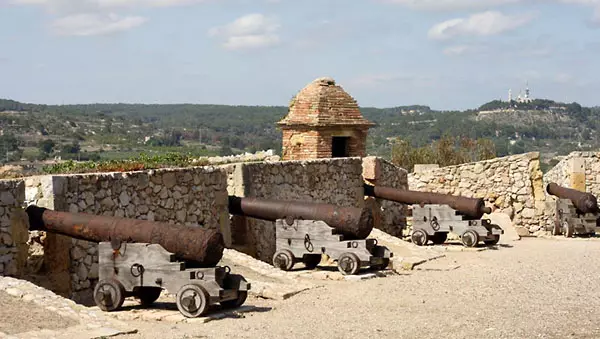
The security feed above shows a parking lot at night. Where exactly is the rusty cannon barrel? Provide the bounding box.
[25,205,224,267]
[546,182,599,214]
[228,195,373,239]
[364,183,492,219]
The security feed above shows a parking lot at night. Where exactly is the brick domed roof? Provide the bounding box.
[277,77,374,127]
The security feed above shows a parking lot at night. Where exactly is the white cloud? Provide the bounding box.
[592,5,600,23]
[428,11,534,40]
[9,0,49,4]
[554,73,574,84]
[380,0,600,11]
[51,13,146,36]
[442,38,555,58]
[558,0,600,5]
[380,0,600,24]
[208,13,281,50]
[443,45,471,56]
[9,0,206,9]
[347,73,437,89]
[222,35,279,50]
[7,0,210,35]
[96,0,206,8]
[378,0,521,11]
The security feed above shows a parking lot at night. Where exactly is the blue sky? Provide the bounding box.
[1,0,599,110]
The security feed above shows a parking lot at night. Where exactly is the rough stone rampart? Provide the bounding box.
[224,158,365,262]
[362,157,408,237]
[543,151,600,231]
[544,152,600,193]
[408,152,545,235]
[12,151,580,306]
[0,179,27,277]
[23,167,228,304]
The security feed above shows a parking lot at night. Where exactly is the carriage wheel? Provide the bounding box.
[93,279,126,312]
[176,284,209,318]
[337,252,361,275]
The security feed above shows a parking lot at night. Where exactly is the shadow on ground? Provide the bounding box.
[119,300,272,317]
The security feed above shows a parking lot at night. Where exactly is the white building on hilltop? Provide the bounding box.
[507,82,533,103]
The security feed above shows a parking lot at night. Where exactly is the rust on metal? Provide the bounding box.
[228,195,373,239]
[25,205,224,267]
[546,182,599,214]
[363,183,492,220]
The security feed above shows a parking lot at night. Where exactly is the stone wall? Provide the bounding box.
[0,179,27,277]
[225,158,365,262]
[543,151,600,231]
[362,157,408,237]
[23,175,72,297]
[408,152,545,235]
[544,151,600,194]
[24,167,229,304]
[203,149,280,165]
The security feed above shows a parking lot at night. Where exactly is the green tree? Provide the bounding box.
[391,135,496,172]
[476,138,496,160]
[219,145,233,156]
[510,140,525,154]
[0,134,23,162]
[61,141,81,154]
[0,134,19,152]
[38,139,56,155]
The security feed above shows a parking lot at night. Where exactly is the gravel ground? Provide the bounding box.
[115,237,600,339]
[0,291,78,335]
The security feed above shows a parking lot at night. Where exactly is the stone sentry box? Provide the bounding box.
[277,77,375,161]
[24,167,229,304]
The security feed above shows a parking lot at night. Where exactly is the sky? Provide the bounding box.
[1,0,600,110]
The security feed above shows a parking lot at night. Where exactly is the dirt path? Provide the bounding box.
[114,237,600,339]
[0,291,77,335]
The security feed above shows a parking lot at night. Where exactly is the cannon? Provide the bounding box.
[546,183,600,237]
[364,184,503,247]
[228,196,392,275]
[25,205,250,318]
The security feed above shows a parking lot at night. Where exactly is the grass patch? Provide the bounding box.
[41,152,210,175]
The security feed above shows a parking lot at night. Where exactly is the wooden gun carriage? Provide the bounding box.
[25,205,250,318]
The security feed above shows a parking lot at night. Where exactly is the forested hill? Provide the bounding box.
[0,98,598,165]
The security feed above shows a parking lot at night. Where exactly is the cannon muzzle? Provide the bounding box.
[228,196,373,239]
[364,183,491,219]
[546,182,599,214]
[25,205,224,267]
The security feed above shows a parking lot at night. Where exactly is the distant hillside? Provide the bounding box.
[0,98,598,168]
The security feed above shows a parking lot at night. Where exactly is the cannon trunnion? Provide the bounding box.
[95,242,250,318]
[546,183,599,237]
[272,218,392,275]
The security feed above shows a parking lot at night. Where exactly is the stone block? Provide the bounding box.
[413,164,440,174]
[514,227,531,237]
[362,156,380,181]
[486,212,520,241]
